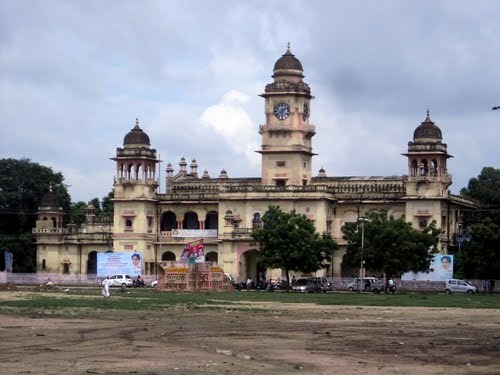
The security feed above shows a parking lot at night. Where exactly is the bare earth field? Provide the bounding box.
[0,291,499,375]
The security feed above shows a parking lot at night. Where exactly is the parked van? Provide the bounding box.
[444,279,478,294]
[347,277,384,293]
[309,277,333,292]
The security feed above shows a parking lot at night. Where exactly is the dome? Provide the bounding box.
[123,118,150,146]
[40,189,60,208]
[273,44,303,72]
[413,110,442,141]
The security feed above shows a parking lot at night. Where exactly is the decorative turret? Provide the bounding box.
[403,110,453,198]
[112,118,159,199]
[37,184,64,229]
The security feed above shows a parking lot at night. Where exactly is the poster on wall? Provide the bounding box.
[4,251,13,272]
[97,252,142,277]
[179,239,205,264]
[401,254,454,281]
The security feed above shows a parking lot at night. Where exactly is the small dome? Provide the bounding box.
[123,118,150,146]
[273,44,303,72]
[413,110,442,140]
[40,190,60,208]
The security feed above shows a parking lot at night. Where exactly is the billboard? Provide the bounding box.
[401,254,454,281]
[97,252,142,277]
[4,251,13,272]
[179,239,205,264]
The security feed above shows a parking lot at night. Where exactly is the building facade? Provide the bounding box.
[33,47,476,281]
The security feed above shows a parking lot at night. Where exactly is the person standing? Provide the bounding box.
[102,276,111,298]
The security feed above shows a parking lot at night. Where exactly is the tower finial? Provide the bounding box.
[287,41,291,51]
[427,108,430,117]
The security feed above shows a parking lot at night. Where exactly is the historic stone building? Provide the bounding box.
[33,46,476,281]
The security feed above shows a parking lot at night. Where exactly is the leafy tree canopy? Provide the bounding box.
[0,158,71,272]
[251,205,338,286]
[342,210,440,281]
[455,218,500,280]
[70,201,88,227]
[460,167,500,225]
[101,189,114,218]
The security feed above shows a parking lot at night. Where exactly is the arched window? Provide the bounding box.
[162,251,176,261]
[411,159,418,177]
[183,211,199,230]
[252,212,261,228]
[431,159,438,176]
[161,211,177,231]
[420,160,428,176]
[87,251,98,274]
[205,251,218,264]
[205,211,218,230]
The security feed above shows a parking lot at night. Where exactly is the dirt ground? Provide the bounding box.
[0,291,499,375]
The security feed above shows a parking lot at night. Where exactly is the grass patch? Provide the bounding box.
[1,288,499,315]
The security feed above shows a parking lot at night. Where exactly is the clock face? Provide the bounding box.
[274,102,290,120]
[302,103,309,121]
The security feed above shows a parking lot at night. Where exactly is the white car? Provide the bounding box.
[444,279,478,294]
[107,274,133,288]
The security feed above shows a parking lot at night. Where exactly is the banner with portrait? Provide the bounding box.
[179,239,205,264]
[97,252,142,277]
[402,254,454,281]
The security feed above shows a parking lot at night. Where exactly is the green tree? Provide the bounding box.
[342,210,440,290]
[460,167,500,226]
[70,201,88,227]
[251,205,338,288]
[457,167,500,278]
[456,218,500,280]
[101,189,114,218]
[0,158,71,272]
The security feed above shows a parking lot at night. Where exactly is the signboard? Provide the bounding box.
[97,252,142,277]
[172,229,217,238]
[4,251,13,272]
[402,254,454,281]
[179,239,205,264]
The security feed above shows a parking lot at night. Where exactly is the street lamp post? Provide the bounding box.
[358,217,369,293]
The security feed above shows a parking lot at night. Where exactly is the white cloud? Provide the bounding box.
[200,90,260,172]
[1,0,499,202]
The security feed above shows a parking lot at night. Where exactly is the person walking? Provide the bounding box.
[483,280,489,295]
[102,276,111,298]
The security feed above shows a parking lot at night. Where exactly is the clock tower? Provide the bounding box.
[258,44,316,186]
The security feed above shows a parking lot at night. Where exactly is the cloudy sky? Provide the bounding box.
[1,0,499,203]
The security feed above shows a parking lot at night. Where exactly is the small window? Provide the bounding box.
[42,259,46,270]
[125,218,133,232]
[276,161,286,167]
[276,180,286,187]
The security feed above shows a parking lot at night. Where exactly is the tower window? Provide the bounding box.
[276,161,286,167]
[125,218,134,232]
[276,180,286,187]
